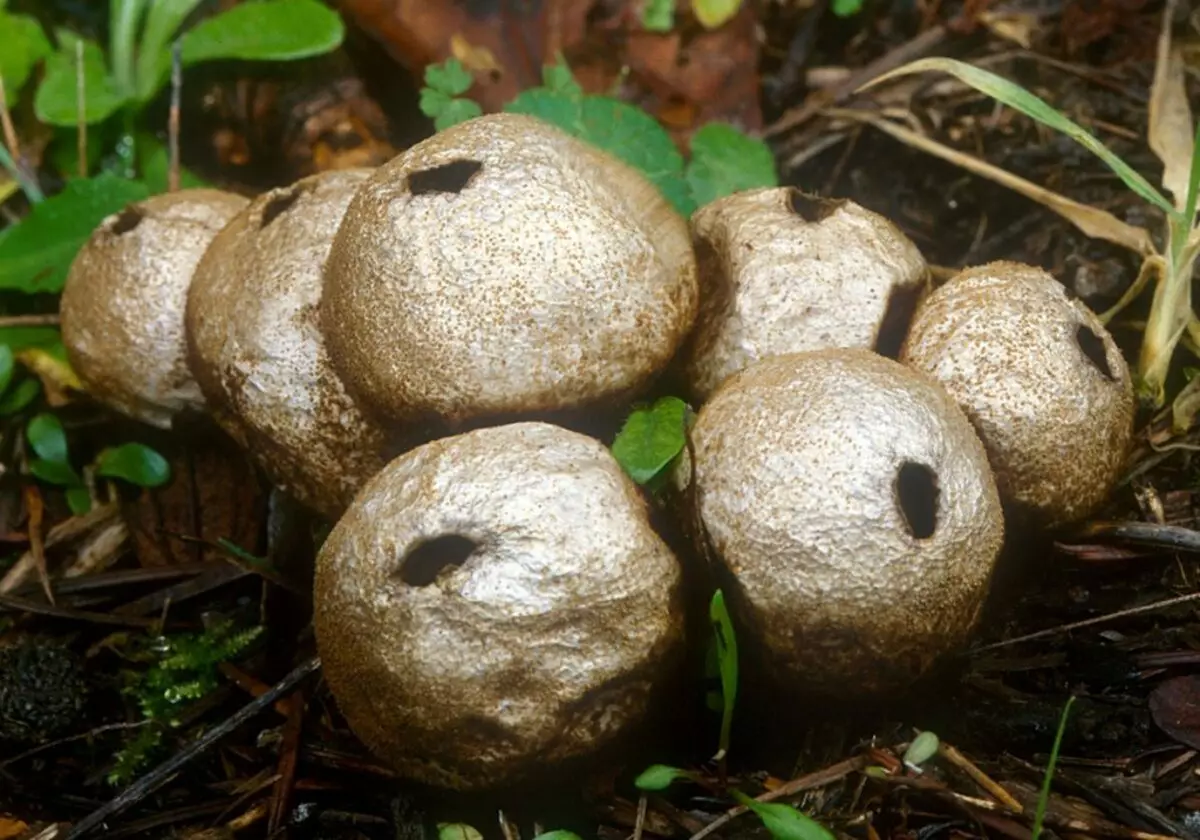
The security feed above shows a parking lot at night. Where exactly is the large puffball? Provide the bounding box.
[60,189,249,428]
[687,349,1004,695]
[186,169,390,519]
[321,112,698,426]
[314,422,685,790]
[900,261,1135,528]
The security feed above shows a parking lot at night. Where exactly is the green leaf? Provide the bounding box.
[1031,696,1075,840]
[66,485,92,515]
[864,58,1177,218]
[29,458,82,487]
[0,10,52,94]
[902,730,940,767]
[542,56,582,96]
[27,413,68,464]
[531,833,583,840]
[139,133,209,191]
[0,173,150,292]
[611,396,689,485]
[691,0,744,28]
[437,825,484,840]
[686,122,778,207]
[710,588,738,758]
[831,0,865,15]
[95,443,171,488]
[424,58,474,97]
[419,88,483,132]
[730,791,837,840]
[0,378,39,415]
[642,0,675,31]
[134,0,205,102]
[0,345,14,397]
[181,0,343,65]
[634,764,693,791]
[506,77,694,215]
[34,32,128,126]
[0,327,64,357]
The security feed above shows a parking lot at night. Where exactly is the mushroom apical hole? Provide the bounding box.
[398,534,480,587]
[786,188,838,223]
[259,187,302,228]
[407,159,484,195]
[895,461,939,539]
[1075,323,1115,381]
[110,206,144,235]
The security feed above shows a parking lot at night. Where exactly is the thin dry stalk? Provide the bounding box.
[169,41,182,193]
[0,314,62,328]
[938,742,1024,811]
[0,74,21,164]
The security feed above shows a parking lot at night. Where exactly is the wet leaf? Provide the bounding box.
[634,763,692,790]
[1150,675,1200,749]
[710,588,738,757]
[687,122,777,207]
[437,824,484,840]
[692,0,743,29]
[0,8,51,94]
[26,413,68,464]
[611,396,689,485]
[29,458,81,487]
[0,173,150,292]
[1148,0,1195,210]
[34,31,128,126]
[643,0,675,30]
[95,443,171,488]
[902,730,940,766]
[862,58,1177,218]
[730,791,836,840]
[181,0,343,65]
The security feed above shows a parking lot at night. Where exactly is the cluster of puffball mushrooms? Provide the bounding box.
[59,112,1135,791]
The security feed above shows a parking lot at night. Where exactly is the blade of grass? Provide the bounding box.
[0,142,43,204]
[1031,695,1075,840]
[828,108,1155,255]
[860,58,1179,219]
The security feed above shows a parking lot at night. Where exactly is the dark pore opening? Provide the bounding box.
[111,207,144,235]
[1075,324,1114,381]
[407,159,484,196]
[787,188,837,223]
[398,535,479,587]
[260,188,301,228]
[895,461,938,540]
[874,283,925,358]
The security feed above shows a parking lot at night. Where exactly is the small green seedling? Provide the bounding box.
[730,790,838,840]
[902,730,940,771]
[419,58,484,131]
[611,396,690,490]
[437,824,484,840]
[709,588,738,761]
[634,763,700,791]
[531,832,584,840]
[1031,695,1075,840]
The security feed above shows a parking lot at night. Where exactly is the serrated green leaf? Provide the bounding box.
[34,32,128,126]
[864,58,1177,218]
[710,588,738,757]
[642,0,676,30]
[686,122,778,207]
[0,173,150,292]
[0,378,39,414]
[29,458,82,487]
[902,730,940,766]
[634,763,692,791]
[181,0,343,65]
[27,412,68,464]
[506,87,694,215]
[831,0,865,15]
[437,824,484,840]
[424,58,474,97]
[0,10,52,95]
[692,0,743,28]
[730,792,837,840]
[66,485,92,515]
[420,90,483,132]
[611,396,689,485]
[95,443,171,488]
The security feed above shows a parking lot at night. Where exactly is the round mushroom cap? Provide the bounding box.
[899,261,1135,528]
[689,349,1003,695]
[60,189,249,428]
[681,188,929,402]
[321,112,698,426]
[314,421,685,790]
[186,169,390,519]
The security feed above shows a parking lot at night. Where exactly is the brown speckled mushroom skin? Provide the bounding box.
[682,188,929,402]
[900,261,1135,529]
[60,189,249,428]
[314,422,685,790]
[186,169,390,519]
[689,349,1003,695]
[321,112,698,426]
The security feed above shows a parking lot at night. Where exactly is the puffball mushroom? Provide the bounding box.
[314,421,685,790]
[681,188,929,402]
[60,189,249,428]
[321,112,698,426]
[185,169,390,519]
[688,349,1003,695]
[900,261,1135,528]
